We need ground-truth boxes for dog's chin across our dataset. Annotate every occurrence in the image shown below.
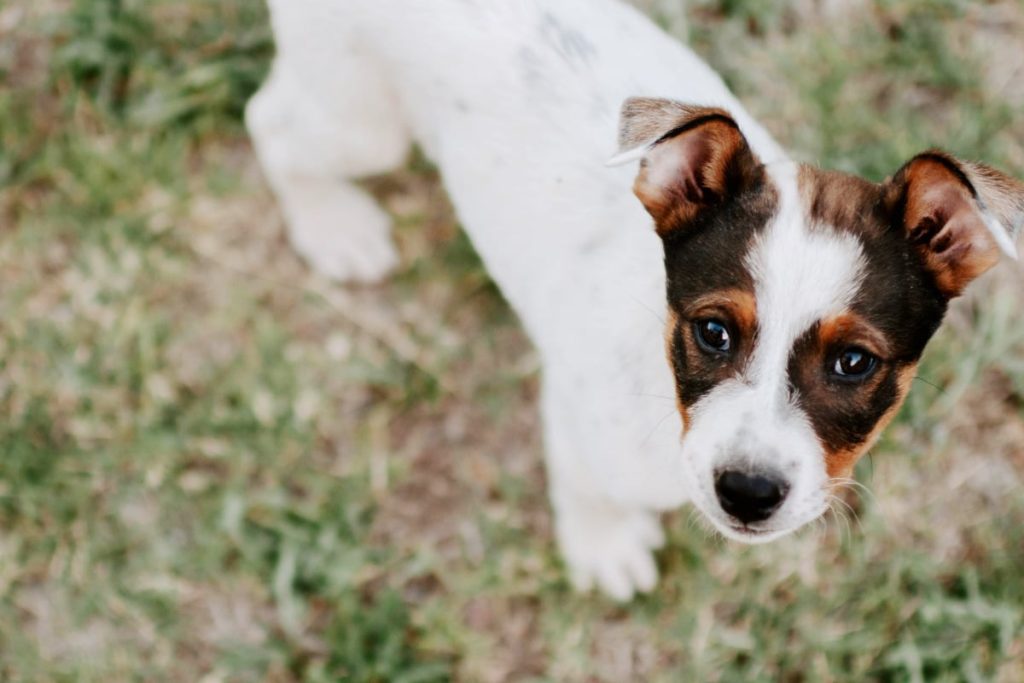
[692,501,824,545]
[705,504,831,544]
[713,521,794,545]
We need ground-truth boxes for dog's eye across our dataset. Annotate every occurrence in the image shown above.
[694,319,732,354]
[831,347,877,381]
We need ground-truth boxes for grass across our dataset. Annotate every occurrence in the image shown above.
[1,0,1023,680]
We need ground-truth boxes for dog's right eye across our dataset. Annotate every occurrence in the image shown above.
[830,347,878,382]
[694,319,732,354]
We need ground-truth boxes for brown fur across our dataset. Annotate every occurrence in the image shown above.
[618,98,764,234]
[798,164,881,236]
[664,287,761,426]
[634,118,754,232]
[824,364,917,480]
[817,312,891,362]
[895,155,1002,297]
[680,289,758,344]
[618,98,733,151]
[664,308,690,431]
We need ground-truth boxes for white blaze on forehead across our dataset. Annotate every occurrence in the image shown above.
[679,162,865,535]
[746,162,867,400]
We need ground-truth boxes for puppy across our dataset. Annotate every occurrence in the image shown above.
[246,0,1024,600]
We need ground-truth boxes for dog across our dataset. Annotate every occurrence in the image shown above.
[246,0,1024,600]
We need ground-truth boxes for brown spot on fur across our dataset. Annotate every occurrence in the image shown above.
[681,289,758,348]
[824,364,917,480]
[664,308,690,431]
[788,309,917,464]
[666,288,759,426]
[798,164,882,236]
[817,312,891,362]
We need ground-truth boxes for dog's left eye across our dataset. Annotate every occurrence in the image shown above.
[831,347,877,381]
[694,319,732,354]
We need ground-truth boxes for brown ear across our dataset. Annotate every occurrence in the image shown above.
[885,151,1024,298]
[616,97,763,237]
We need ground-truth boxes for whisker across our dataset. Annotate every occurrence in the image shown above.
[826,498,842,537]
[683,506,699,531]
[826,476,875,504]
[812,513,828,540]
[685,507,713,541]
[912,375,945,395]
[827,497,851,544]
[629,392,677,402]
[629,294,666,326]
[827,493,863,540]
[640,409,679,447]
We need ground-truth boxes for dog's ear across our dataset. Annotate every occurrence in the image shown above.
[884,151,1023,298]
[612,97,763,236]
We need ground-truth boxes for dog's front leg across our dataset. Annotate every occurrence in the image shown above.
[246,54,409,284]
[542,378,666,602]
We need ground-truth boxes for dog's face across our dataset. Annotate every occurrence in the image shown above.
[618,98,1024,542]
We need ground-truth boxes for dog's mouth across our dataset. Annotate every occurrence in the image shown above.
[718,521,784,544]
[727,523,772,537]
[711,503,830,544]
[694,504,790,543]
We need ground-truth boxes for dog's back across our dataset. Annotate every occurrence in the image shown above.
[258,0,781,322]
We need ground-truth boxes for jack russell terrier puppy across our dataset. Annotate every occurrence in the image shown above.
[247,0,1024,600]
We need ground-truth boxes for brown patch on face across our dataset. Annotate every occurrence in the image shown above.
[817,312,891,363]
[666,289,758,428]
[798,164,882,236]
[681,289,758,343]
[663,308,690,431]
[785,154,1017,484]
[793,164,952,478]
[824,364,917,480]
[788,309,917,479]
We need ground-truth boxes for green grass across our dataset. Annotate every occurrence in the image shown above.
[2,0,1023,680]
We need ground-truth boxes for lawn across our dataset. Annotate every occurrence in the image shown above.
[1,0,1023,681]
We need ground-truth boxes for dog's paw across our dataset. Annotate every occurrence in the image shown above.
[557,506,665,602]
[286,190,399,284]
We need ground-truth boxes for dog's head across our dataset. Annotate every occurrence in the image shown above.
[617,97,1024,543]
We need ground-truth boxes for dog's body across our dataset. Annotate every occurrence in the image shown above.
[248,0,1024,600]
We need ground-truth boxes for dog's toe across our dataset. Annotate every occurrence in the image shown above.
[285,189,399,284]
[625,547,659,593]
[557,507,663,602]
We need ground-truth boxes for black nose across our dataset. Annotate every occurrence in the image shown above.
[714,470,789,524]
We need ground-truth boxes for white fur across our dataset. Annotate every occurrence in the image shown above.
[248,0,825,600]
[983,213,1020,260]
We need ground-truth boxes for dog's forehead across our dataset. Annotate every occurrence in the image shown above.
[796,164,884,236]
[746,163,867,381]
[665,162,877,312]
[794,164,947,357]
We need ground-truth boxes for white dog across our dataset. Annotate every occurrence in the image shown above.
[247,0,1024,600]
